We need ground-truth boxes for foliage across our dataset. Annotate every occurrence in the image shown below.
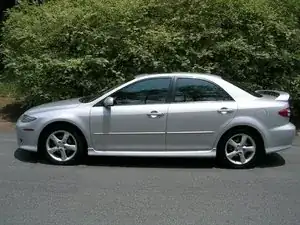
[1,0,300,106]
[0,81,18,97]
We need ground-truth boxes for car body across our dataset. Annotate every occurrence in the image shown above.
[16,72,296,168]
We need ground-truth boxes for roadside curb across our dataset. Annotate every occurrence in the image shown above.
[0,122,14,132]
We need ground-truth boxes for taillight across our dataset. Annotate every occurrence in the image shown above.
[278,108,291,117]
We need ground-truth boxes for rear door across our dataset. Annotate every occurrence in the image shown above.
[166,77,238,151]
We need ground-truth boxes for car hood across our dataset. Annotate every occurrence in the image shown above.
[26,98,81,115]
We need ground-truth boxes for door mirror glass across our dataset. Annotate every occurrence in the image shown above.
[103,97,114,107]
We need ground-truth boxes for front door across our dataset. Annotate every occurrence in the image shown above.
[166,77,237,151]
[90,77,172,151]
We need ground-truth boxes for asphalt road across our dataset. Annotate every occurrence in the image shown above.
[0,132,300,225]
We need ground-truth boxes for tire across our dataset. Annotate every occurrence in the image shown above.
[217,128,264,169]
[39,124,86,165]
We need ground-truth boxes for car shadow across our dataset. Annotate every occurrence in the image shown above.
[14,149,39,163]
[83,156,217,168]
[257,153,286,168]
[14,149,286,169]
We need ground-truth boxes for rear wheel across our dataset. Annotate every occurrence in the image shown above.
[217,128,264,169]
[39,125,86,165]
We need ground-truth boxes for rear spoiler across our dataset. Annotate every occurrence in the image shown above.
[255,90,290,102]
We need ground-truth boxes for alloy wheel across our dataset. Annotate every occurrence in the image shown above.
[225,133,256,165]
[46,130,78,162]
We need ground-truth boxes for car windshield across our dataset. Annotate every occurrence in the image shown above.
[79,85,119,103]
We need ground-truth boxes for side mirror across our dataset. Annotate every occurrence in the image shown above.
[103,97,114,108]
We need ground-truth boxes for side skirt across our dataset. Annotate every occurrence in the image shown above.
[87,148,217,157]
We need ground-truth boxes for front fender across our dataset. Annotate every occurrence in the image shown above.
[36,108,92,147]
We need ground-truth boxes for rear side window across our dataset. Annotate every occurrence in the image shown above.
[110,78,171,105]
[174,78,234,102]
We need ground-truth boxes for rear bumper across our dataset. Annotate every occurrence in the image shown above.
[265,123,296,154]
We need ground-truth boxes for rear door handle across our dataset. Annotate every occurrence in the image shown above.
[147,111,165,118]
[217,107,234,114]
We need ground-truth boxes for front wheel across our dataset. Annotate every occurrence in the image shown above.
[39,125,86,165]
[217,129,264,169]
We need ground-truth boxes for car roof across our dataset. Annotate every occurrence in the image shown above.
[134,72,256,100]
[135,72,222,80]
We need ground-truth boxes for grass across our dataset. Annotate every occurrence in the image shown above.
[0,82,18,98]
[0,81,23,123]
[0,81,17,111]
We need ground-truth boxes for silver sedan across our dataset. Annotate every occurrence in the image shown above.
[16,73,296,168]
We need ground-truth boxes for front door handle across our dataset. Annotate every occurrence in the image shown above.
[147,111,165,118]
[217,107,234,114]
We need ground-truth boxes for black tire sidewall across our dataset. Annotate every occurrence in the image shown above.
[217,128,263,169]
[39,125,85,165]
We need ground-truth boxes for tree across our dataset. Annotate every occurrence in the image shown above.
[1,0,300,106]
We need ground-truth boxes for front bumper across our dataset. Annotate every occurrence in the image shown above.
[16,121,39,152]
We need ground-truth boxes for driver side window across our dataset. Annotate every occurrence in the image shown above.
[110,78,171,105]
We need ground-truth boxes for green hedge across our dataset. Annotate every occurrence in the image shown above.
[1,0,300,106]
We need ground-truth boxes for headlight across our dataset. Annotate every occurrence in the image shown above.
[21,114,37,123]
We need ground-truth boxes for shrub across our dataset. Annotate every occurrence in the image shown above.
[1,0,300,106]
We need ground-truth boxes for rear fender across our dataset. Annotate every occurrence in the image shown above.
[213,116,269,149]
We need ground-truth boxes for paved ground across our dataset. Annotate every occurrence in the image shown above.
[0,132,300,225]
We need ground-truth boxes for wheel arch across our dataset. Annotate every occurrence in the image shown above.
[216,125,266,154]
[38,121,88,152]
